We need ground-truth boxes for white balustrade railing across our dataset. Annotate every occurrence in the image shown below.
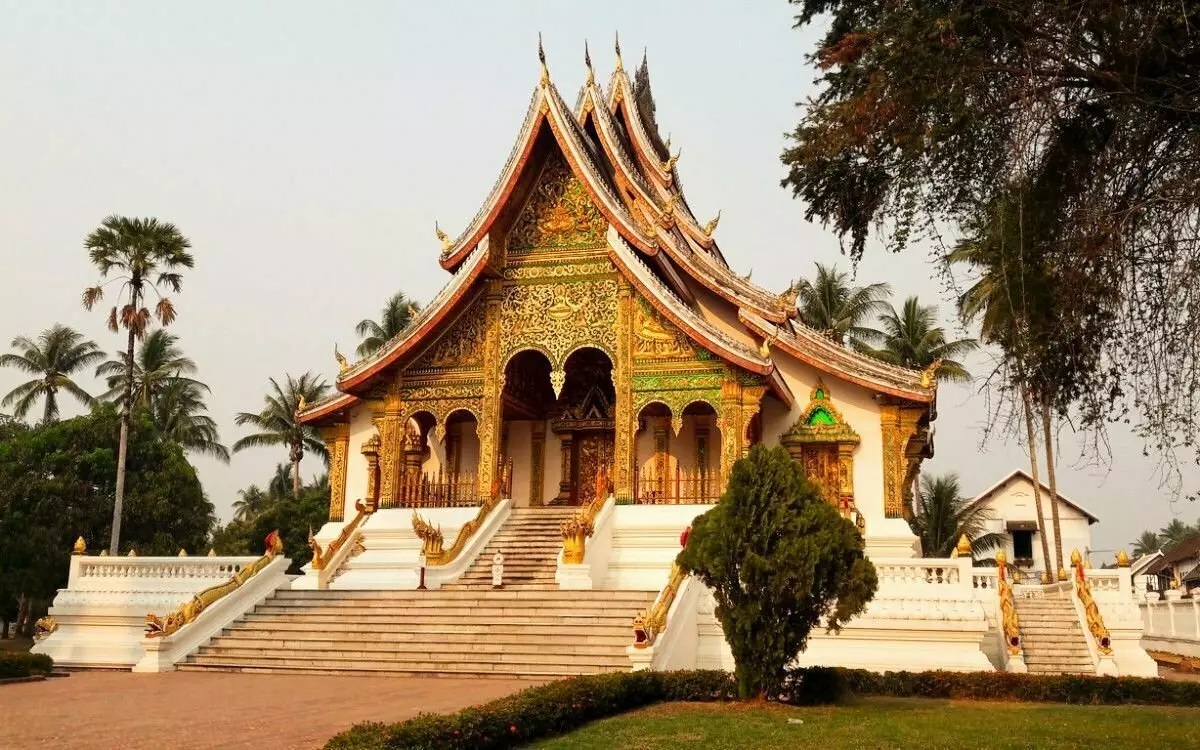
[875,560,965,587]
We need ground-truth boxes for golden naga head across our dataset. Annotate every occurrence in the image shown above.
[308,526,326,571]
[919,359,944,389]
[264,529,284,556]
[411,512,445,555]
[702,210,721,237]
[297,394,308,413]
[632,611,650,649]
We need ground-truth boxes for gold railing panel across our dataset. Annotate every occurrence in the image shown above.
[632,563,687,648]
[1072,549,1113,655]
[145,531,284,638]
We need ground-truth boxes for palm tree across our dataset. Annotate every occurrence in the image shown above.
[795,263,891,347]
[82,215,195,554]
[909,473,1005,558]
[950,235,1060,579]
[1131,530,1163,558]
[232,485,270,521]
[233,373,330,498]
[860,297,978,382]
[1159,519,1198,549]
[152,378,229,462]
[267,462,292,499]
[95,329,201,407]
[356,291,420,357]
[0,325,104,422]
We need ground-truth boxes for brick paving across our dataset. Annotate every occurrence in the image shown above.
[1,671,541,749]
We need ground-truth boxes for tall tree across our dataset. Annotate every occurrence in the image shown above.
[782,0,1200,486]
[355,292,419,357]
[1131,530,1163,558]
[232,485,270,522]
[151,378,229,462]
[795,263,891,347]
[0,325,103,423]
[860,297,977,381]
[233,373,329,498]
[267,462,292,499]
[82,216,194,553]
[909,473,1004,558]
[95,329,201,407]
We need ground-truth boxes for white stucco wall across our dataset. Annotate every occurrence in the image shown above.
[975,474,1096,574]
[345,403,375,505]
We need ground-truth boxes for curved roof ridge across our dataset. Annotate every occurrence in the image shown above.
[578,83,661,210]
[340,241,490,389]
[608,228,769,372]
[297,391,358,424]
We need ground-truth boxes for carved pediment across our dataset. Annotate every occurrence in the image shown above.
[509,150,607,252]
[781,380,861,446]
[634,298,696,360]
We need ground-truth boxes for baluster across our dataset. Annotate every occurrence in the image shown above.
[675,465,681,505]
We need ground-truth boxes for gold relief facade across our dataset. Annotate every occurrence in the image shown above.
[412,296,487,371]
[321,424,350,522]
[498,278,619,368]
[613,280,635,498]
[508,150,607,253]
[633,299,697,360]
[475,290,505,497]
[880,404,925,519]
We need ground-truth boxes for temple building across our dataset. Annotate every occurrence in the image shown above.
[297,42,938,557]
[35,41,1155,680]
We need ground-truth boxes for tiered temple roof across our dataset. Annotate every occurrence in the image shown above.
[299,39,935,423]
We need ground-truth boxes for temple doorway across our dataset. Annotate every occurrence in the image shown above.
[551,348,615,506]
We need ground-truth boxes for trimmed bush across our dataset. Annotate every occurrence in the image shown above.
[0,652,53,680]
[841,668,1200,706]
[324,667,1200,749]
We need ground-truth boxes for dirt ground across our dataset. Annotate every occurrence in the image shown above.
[0,671,541,749]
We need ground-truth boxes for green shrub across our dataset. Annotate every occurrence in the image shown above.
[678,446,877,699]
[0,652,53,679]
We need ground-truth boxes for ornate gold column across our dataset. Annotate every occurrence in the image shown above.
[880,404,923,519]
[376,383,404,510]
[320,423,350,521]
[740,385,767,457]
[613,279,635,499]
[653,419,670,496]
[530,421,546,506]
[476,286,505,499]
[361,435,380,511]
[718,375,744,486]
[556,434,574,502]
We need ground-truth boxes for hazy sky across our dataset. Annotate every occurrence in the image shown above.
[1,1,1194,555]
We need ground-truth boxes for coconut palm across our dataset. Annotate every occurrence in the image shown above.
[860,297,978,382]
[1159,519,1199,549]
[0,325,104,422]
[95,329,201,407]
[795,263,891,347]
[1131,530,1163,558]
[910,473,1005,558]
[950,235,1060,579]
[233,373,330,498]
[232,485,271,521]
[82,215,195,554]
[267,462,292,499]
[151,378,229,462]
[356,291,420,357]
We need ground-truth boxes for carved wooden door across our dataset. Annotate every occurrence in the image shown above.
[575,432,614,506]
[801,444,841,508]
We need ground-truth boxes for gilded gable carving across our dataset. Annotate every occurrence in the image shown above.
[412,296,487,371]
[499,278,618,367]
[634,298,697,360]
[509,151,607,252]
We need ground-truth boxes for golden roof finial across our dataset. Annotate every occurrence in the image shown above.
[758,332,776,358]
[741,268,753,283]
[538,32,549,87]
[703,210,721,236]
[778,280,801,312]
[72,536,86,555]
[664,133,672,151]
[584,40,594,86]
[435,221,452,251]
[297,394,308,412]
[662,150,680,172]
[334,345,349,374]
[1116,549,1130,567]
[614,31,624,73]
[919,358,943,389]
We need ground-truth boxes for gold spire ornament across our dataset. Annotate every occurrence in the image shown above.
[584,40,594,86]
[614,31,624,73]
[740,268,753,283]
[72,536,87,555]
[661,150,680,172]
[703,211,721,236]
[297,394,308,412]
[955,534,972,557]
[334,345,349,373]
[127,548,137,557]
[538,32,549,86]
[178,548,188,557]
[919,359,944,389]
[664,134,672,152]
[758,332,777,358]
[435,221,452,251]
[1116,549,1130,567]
[208,548,216,557]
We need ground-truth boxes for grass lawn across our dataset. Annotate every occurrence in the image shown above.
[529,697,1200,749]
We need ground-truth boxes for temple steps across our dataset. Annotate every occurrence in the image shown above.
[180,509,654,678]
[1013,595,1096,675]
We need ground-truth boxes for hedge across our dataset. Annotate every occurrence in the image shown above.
[325,667,1200,749]
[0,652,54,680]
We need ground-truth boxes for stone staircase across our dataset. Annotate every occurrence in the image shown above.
[446,507,575,590]
[178,508,656,677]
[1014,595,1096,675]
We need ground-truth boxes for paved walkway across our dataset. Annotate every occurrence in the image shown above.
[2,671,541,749]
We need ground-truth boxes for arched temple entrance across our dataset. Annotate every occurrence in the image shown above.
[633,401,723,504]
